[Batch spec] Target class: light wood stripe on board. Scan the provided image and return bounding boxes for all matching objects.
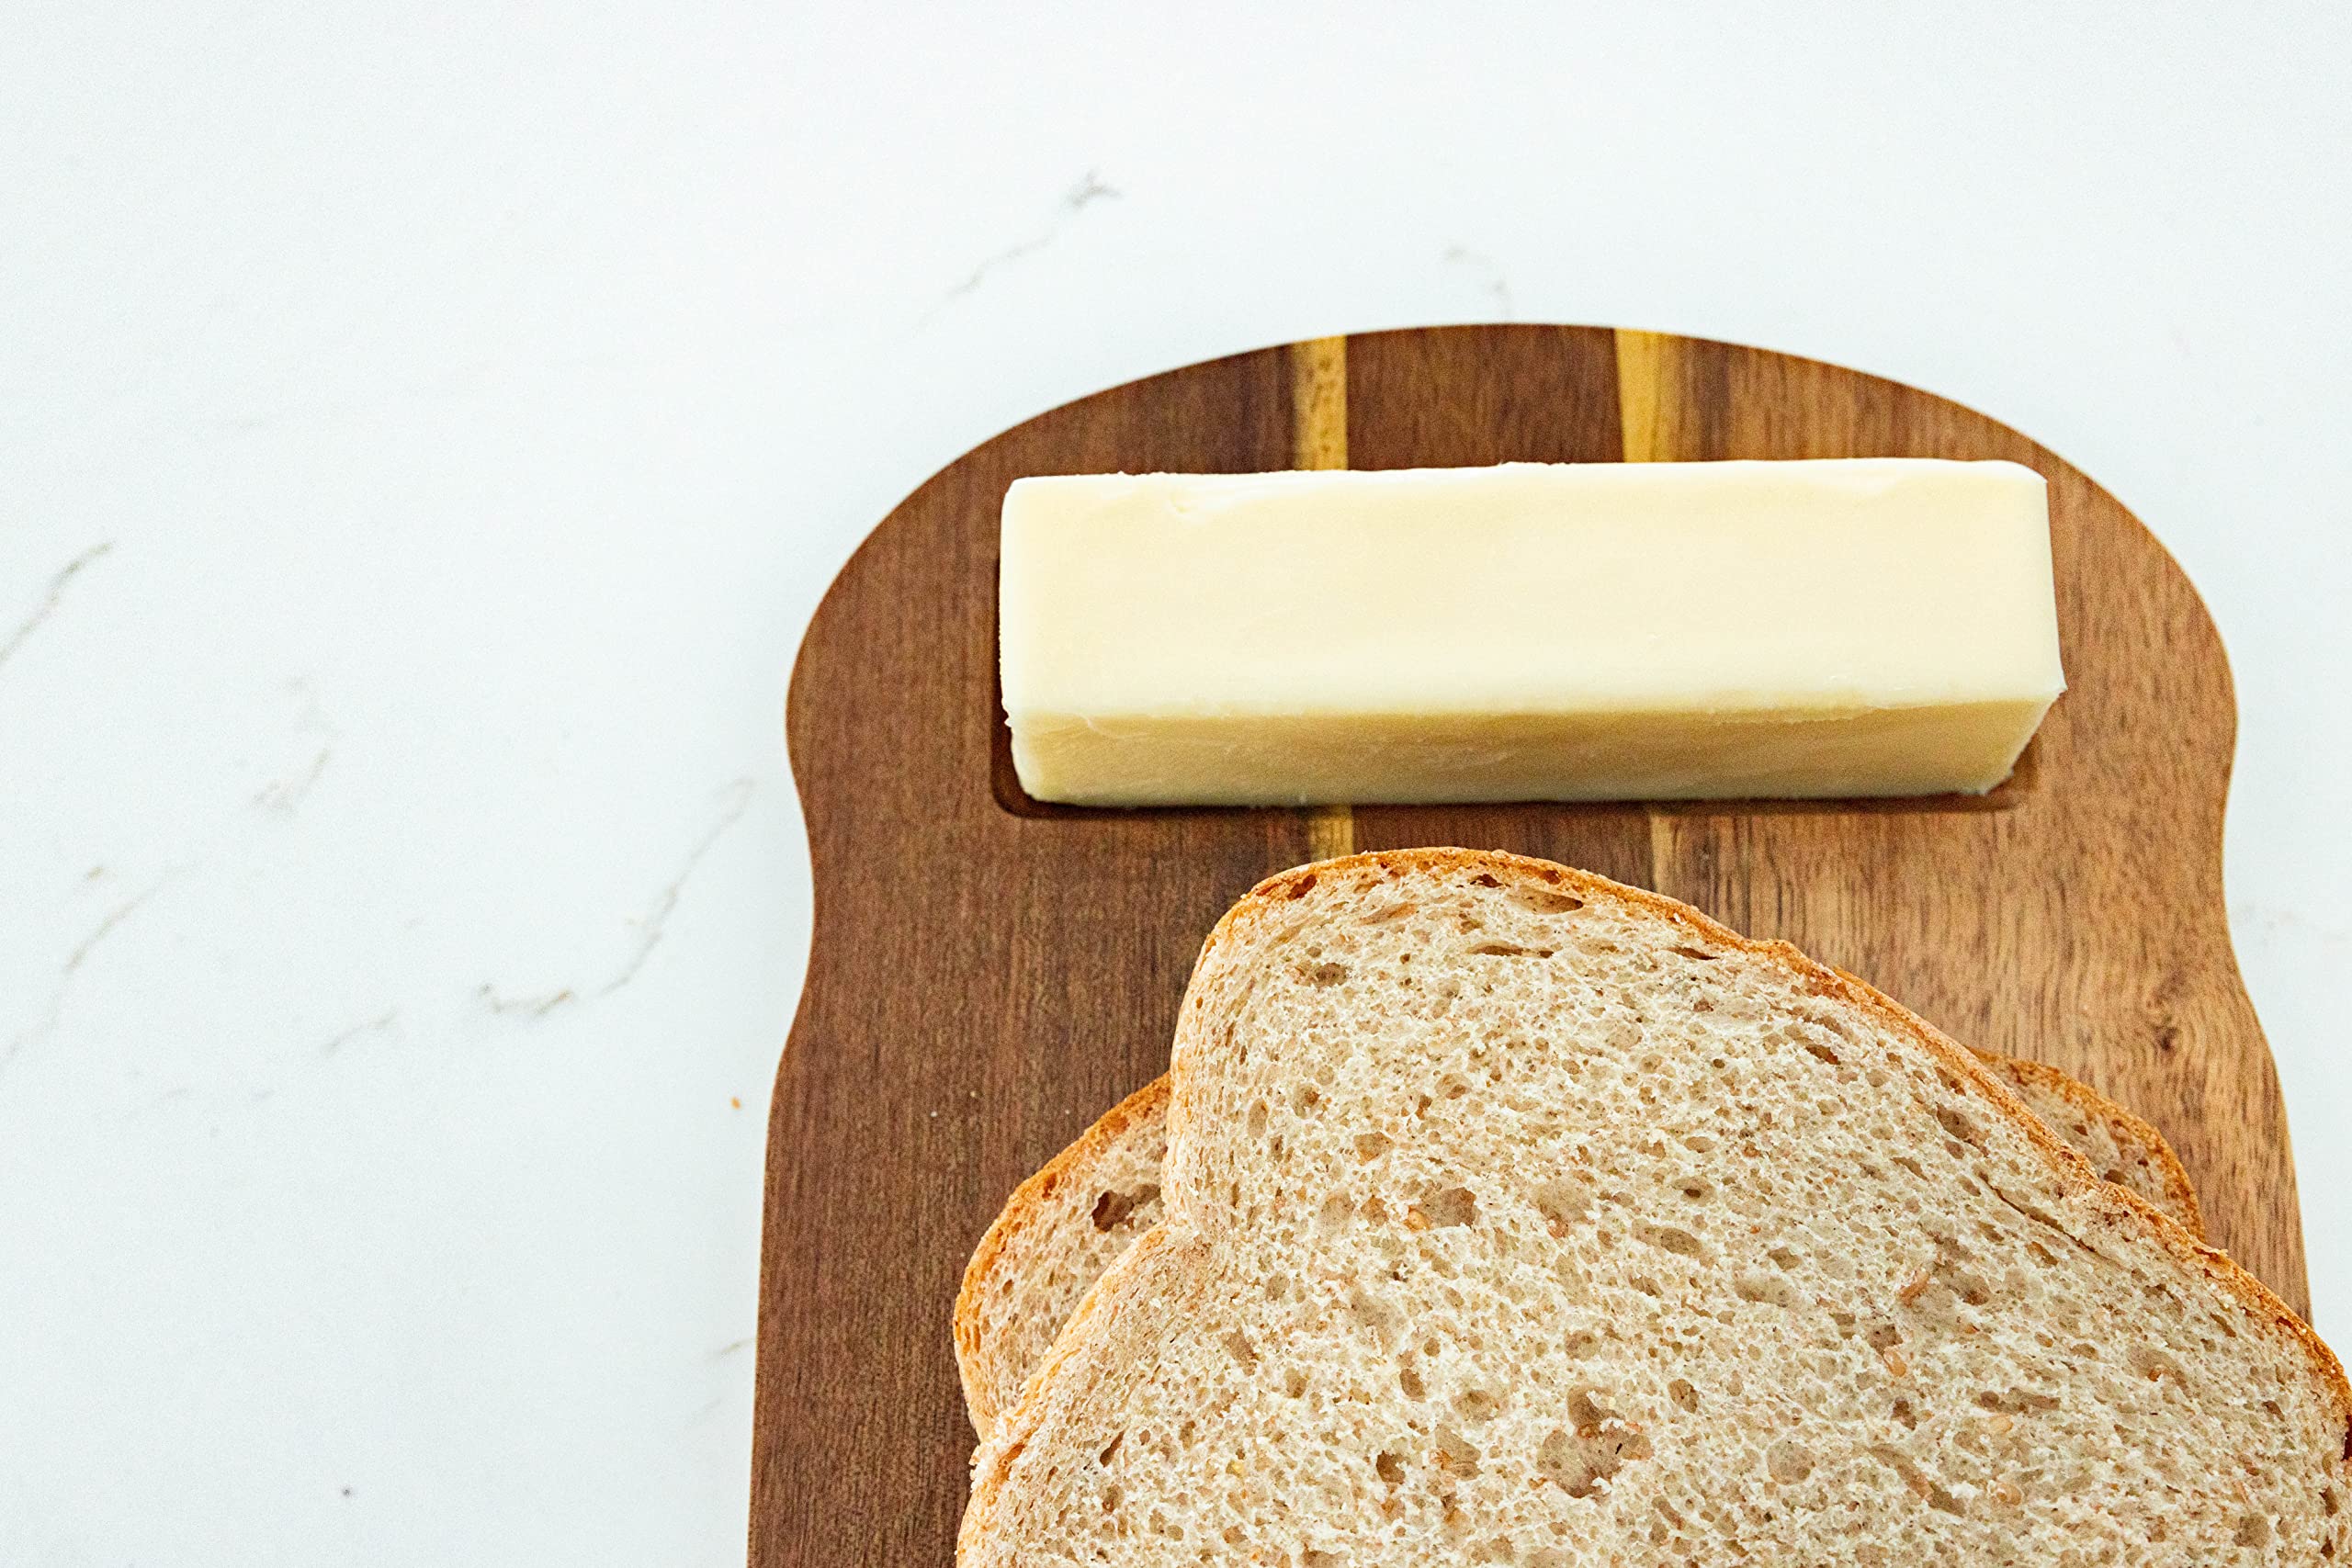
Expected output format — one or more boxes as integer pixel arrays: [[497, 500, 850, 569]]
[[1292, 335, 1356, 863]]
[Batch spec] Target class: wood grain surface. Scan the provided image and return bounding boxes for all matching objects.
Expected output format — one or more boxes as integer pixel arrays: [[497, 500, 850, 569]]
[[750, 326, 2302, 1564]]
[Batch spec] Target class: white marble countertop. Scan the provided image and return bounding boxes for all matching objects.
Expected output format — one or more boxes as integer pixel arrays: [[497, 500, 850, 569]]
[[5, 5, 2348, 1561]]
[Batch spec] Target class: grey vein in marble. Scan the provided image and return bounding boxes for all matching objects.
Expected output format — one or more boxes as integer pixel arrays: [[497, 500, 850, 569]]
[[254, 746, 335, 814], [479, 984, 576, 1019], [474, 778, 756, 1021], [319, 1007, 401, 1055], [598, 777, 757, 997], [0, 541, 114, 674], [6, 873, 175, 1071], [933, 171, 1121, 310], [254, 679, 342, 814], [1443, 244, 1516, 319]]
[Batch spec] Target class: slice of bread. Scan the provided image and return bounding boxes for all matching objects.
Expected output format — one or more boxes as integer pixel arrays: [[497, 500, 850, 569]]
[[956, 1053, 2204, 1439], [960, 851, 2348, 1564]]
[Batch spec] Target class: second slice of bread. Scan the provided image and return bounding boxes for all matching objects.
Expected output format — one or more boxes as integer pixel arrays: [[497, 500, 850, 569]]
[[961, 851, 2347, 1564]]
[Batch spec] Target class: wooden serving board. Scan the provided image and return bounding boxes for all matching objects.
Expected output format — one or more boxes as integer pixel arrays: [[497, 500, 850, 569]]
[[750, 326, 2301, 1562]]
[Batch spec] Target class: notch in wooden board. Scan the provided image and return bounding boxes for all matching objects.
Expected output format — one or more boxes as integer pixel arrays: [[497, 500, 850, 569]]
[[988, 330, 2043, 821]]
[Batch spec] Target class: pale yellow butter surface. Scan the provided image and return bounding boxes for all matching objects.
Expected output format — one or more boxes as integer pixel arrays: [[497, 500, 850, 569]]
[[998, 459, 2064, 806]]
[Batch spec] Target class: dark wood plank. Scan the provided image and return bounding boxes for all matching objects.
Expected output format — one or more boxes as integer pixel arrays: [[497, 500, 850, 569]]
[[751, 327, 2304, 1566]]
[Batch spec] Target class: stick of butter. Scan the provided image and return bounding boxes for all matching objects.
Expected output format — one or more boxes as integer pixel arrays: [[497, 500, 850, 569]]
[[999, 459, 2064, 806]]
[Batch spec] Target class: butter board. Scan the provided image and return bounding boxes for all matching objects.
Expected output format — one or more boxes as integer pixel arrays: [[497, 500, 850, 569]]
[[751, 326, 2301, 1563]]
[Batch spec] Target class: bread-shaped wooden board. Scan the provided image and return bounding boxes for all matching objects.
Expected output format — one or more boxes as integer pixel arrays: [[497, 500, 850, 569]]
[[753, 327, 2305, 1565], [958, 851, 2347, 1564], [954, 1052, 2205, 1439]]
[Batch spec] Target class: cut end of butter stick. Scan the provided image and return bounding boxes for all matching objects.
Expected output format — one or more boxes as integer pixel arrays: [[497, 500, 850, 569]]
[[998, 459, 2064, 807]]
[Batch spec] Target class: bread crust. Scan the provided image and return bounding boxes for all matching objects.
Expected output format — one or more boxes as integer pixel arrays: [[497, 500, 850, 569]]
[[953, 1075, 1173, 1433], [960, 850, 2349, 1559], [955, 1052, 2205, 1439], [1973, 1049, 2206, 1240]]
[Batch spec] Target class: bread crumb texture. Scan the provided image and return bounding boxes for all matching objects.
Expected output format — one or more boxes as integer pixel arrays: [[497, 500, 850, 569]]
[[960, 851, 2350, 1565], [955, 1051, 2202, 1438]]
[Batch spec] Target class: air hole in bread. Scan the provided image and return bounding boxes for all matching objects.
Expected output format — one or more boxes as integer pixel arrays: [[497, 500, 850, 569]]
[[1534, 1176, 1593, 1233], [1538, 1391, 1652, 1498], [1467, 942, 1555, 958], [1668, 945, 1721, 962], [1735, 1271, 1804, 1310], [1638, 1223, 1705, 1259], [1938, 1104, 1991, 1154], [1766, 1438, 1815, 1483], [1348, 1284, 1399, 1348], [1375, 1449, 1405, 1485], [1804, 1041, 1841, 1066], [1354, 1132, 1393, 1161], [1432, 1424, 1483, 1478], [1865, 1445, 1961, 1514], [1089, 1185, 1157, 1232], [1948, 1269, 1994, 1308], [1316, 1190, 1353, 1234], [1975, 1388, 2061, 1414], [1668, 1378, 1699, 1413], [1453, 1387, 1503, 1423], [1303, 961, 1351, 986]]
